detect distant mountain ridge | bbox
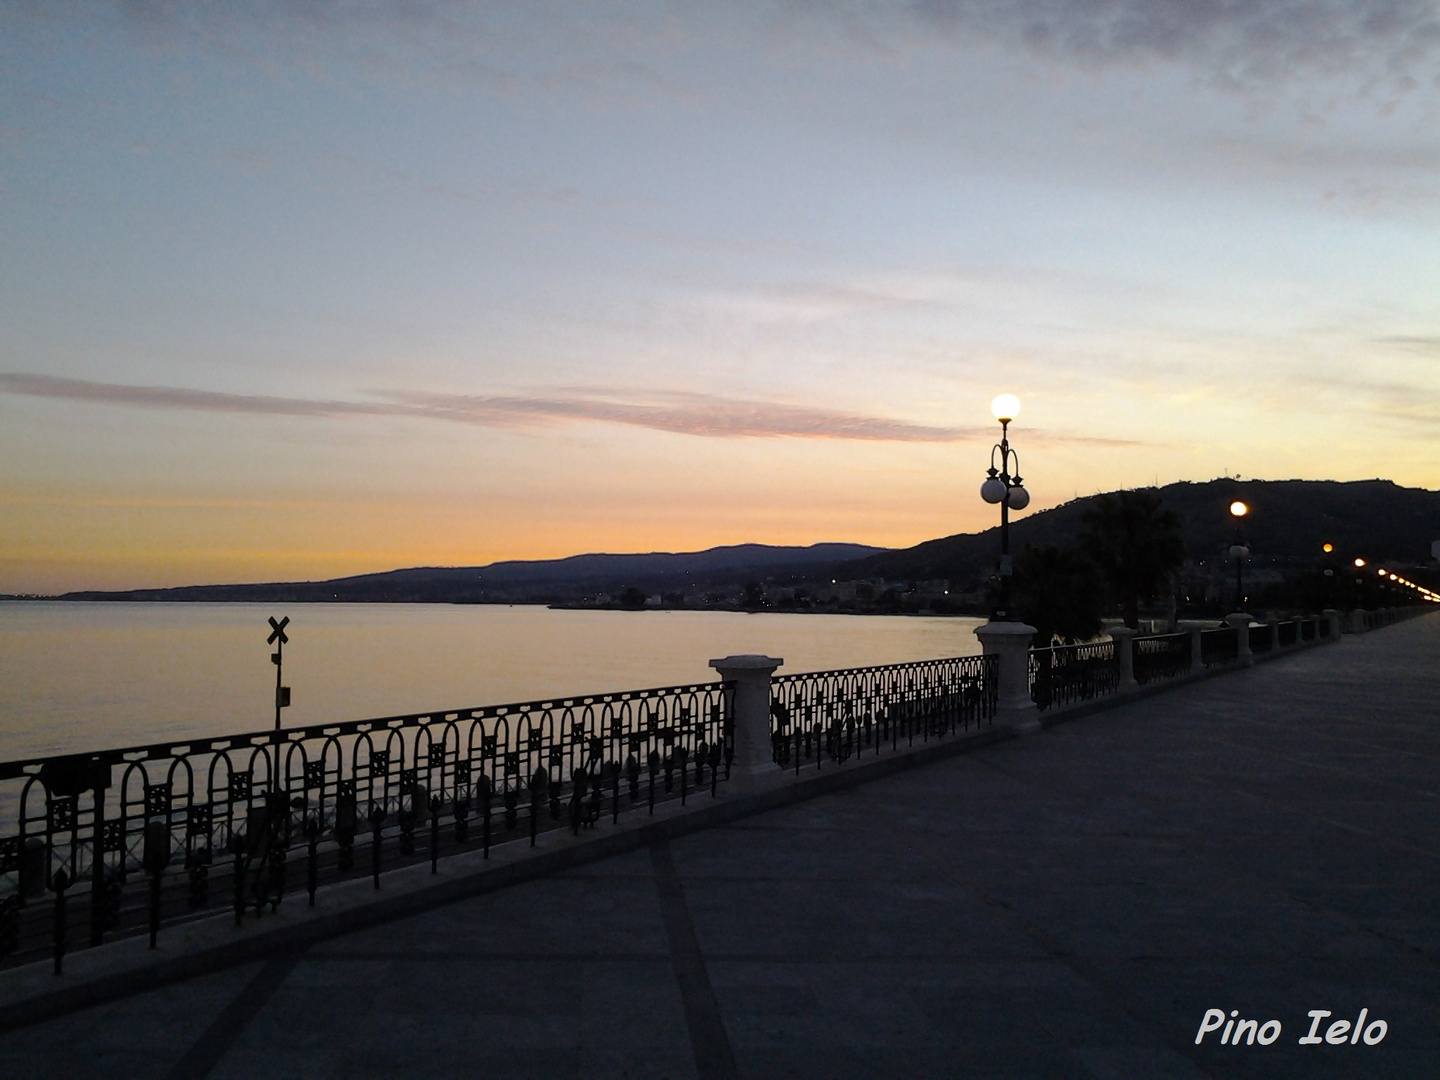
[44,479,1440,604]
[56,542,888,603]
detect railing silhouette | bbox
[1134,632,1191,684]
[769,655,997,771]
[1200,627,1238,666]
[1029,640,1119,711]
[1248,625,1273,655]
[0,680,732,971]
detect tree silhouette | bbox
[1012,544,1103,647]
[1079,488,1185,629]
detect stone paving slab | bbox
[0,613,1435,1079]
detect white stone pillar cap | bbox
[709,654,783,671]
[973,621,1037,639]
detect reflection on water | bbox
[0,603,985,762]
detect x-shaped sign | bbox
[267,615,290,645]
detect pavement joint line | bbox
[0,628,1381,1032]
[160,952,302,1080]
[301,950,674,962]
[651,841,738,1080]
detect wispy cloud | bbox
[386,387,995,441]
[0,372,1001,442]
[907,0,1440,91]
[0,372,401,418]
[1376,334,1440,355]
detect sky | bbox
[2,1,1439,593]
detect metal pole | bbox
[997,419,1012,621]
[273,634,283,732]
[1233,523,1245,610]
[89,776,107,948]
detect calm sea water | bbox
[0,603,985,763]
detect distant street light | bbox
[980,394,1030,621]
[1228,500,1249,611]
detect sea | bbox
[0,602,986,764]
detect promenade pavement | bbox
[1,613,1436,1079]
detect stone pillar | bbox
[1109,627,1140,689]
[1322,609,1341,640]
[1346,608,1365,634]
[709,655,783,791]
[1290,615,1304,647]
[974,621,1038,732]
[1270,621,1281,652]
[1177,620,1206,673]
[1225,612,1254,667]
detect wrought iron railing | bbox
[1248,625,1273,655]
[1134,633,1191,684]
[0,680,733,971]
[1030,641,1118,711]
[1359,607,1425,631]
[1200,627,1238,666]
[769,655,996,772]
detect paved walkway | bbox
[1,615,1437,1079]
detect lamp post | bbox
[980,394,1030,621]
[1321,542,1335,609]
[1228,501,1249,612]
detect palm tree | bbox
[1011,543,1104,710]
[1012,544,1103,647]
[1079,488,1186,629]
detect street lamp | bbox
[980,394,1030,621]
[1228,500,1249,612]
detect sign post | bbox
[267,616,291,731]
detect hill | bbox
[837,478,1440,584]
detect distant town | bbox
[22,478,1440,630]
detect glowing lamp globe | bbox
[1354,558,1366,568]
[990,394,1021,423]
[1322,543,1333,553]
[1229,501,1248,517]
[1007,484,1030,510]
[980,476,1008,504]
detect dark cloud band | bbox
[0,371,995,442]
[910,0,1440,86]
